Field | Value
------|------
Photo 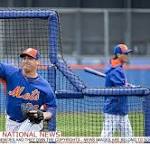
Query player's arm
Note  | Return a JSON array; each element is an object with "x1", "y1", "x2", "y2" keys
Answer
[
  {"x1": 43, "y1": 87, "x2": 57, "y2": 120},
  {"x1": 0, "y1": 63, "x2": 7, "y2": 79},
  {"x1": 43, "y1": 104, "x2": 56, "y2": 121},
  {"x1": 109, "y1": 68, "x2": 140, "y2": 88},
  {"x1": 109, "y1": 68, "x2": 126, "y2": 86},
  {"x1": 37, "y1": 82, "x2": 57, "y2": 131},
  {"x1": 40, "y1": 104, "x2": 52, "y2": 120},
  {"x1": 0, "y1": 63, "x2": 18, "y2": 79},
  {"x1": 42, "y1": 109, "x2": 53, "y2": 120}
]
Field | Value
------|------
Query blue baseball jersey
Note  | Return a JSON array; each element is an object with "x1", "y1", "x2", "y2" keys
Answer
[
  {"x1": 103, "y1": 63, "x2": 128, "y2": 115},
  {"x1": 0, "y1": 63, "x2": 56, "y2": 123}
]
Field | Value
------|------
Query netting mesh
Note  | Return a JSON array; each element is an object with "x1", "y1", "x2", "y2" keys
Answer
[
  {"x1": 3, "y1": 18, "x2": 49, "y2": 64},
  {"x1": 57, "y1": 97, "x2": 104, "y2": 136},
  {"x1": 0, "y1": 10, "x2": 149, "y2": 139},
  {"x1": 0, "y1": 16, "x2": 51, "y2": 131},
  {"x1": 55, "y1": 65, "x2": 144, "y2": 136},
  {"x1": 57, "y1": 96, "x2": 145, "y2": 137}
]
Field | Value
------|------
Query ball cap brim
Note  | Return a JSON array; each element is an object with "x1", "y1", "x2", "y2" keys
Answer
[
  {"x1": 114, "y1": 44, "x2": 133, "y2": 55},
  {"x1": 123, "y1": 49, "x2": 133, "y2": 54},
  {"x1": 20, "y1": 48, "x2": 40, "y2": 59}
]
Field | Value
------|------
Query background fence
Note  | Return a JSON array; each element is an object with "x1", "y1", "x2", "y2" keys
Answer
[{"x1": 55, "y1": 8, "x2": 150, "y2": 65}]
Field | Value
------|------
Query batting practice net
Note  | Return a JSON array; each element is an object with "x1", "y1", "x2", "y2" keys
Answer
[{"x1": 0, "y1": 9, "x2": 150, "y2": 139}]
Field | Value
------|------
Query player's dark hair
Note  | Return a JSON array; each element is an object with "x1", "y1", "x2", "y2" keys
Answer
[{"x1": 112, "y1": 54, "x2": 118, "y2": 60}]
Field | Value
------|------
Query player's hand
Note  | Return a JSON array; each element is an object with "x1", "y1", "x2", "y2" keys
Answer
[
  {"x1": 126, "y1": 83, "x2": 141, "y2": 88},
  {"x1": 43, "y1": 112, "x2": 52, "y2": 120}
]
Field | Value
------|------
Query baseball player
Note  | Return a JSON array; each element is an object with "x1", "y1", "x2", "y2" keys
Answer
[
  {"x1": 0, "y1": 48, "x2": 56, "y2": 132},
  {"x1": 101, "y1": 44, "x2": 133, "y2": 138}
]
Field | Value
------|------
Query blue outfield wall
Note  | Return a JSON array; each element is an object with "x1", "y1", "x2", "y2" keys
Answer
[{"x1": 74, "y1": 69, "x2": 150, "y2": 88}]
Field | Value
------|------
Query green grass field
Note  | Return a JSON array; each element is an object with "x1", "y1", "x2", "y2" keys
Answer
[
  {"x1": 0, "y1": 114, "x2": 5, "y2": 131},
  {"x1": 57, "y1": 112, "x2": 144, "y2": 136},
  {"x1": 0, "y1": 112, "x2": 144, "y2": 137}
]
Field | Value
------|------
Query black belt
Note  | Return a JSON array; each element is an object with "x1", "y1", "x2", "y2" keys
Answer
[{"x1": 9, "y1": 117, "x2": 24, "y2": 123}]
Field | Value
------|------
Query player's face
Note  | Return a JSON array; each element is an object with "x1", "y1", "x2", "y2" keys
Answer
[{"x1": 21, "y1": 55, "x2": 39, "y2": 73}]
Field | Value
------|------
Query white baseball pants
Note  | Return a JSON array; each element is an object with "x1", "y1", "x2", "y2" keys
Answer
[
  {"x1": 6, "y1": 115, "x2": 43, "y2": 132},
  {"x1": 101, "y1": 113, "x2": 133, "y2": 137}
]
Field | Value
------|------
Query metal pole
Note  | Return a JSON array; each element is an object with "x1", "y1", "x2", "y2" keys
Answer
[
  {"x1": 104, "y1": 10, "x2": 109, "y2": 64},
  {"x1": 26, "y1": 0, "x2": 33, "y2": 7},
  {"x1": 7, "y1": 0, "x2": 14, "y2": 7},
  {"x1": 126, "y1": 0, "x2": 132, "y2": 47},
  {"x1": 75, "y1": 9, "x2": 82, "y2": 64}
]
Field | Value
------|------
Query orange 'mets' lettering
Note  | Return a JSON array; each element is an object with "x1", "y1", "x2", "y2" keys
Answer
[{"x1": 8, "y1": 86, "x2": 40, "y2": 101}]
